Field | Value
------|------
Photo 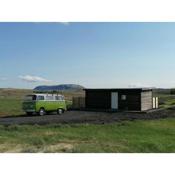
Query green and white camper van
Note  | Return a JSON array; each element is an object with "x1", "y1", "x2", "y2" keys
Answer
[{"x1": 22, "y1": 94, "x2": 67, "y2": 116}]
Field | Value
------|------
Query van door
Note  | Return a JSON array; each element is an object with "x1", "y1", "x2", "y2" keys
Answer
[{"x1": 111, "y1": 92, "x2": 118, "y2": 110}]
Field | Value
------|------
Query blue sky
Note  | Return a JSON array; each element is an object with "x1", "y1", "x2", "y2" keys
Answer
[{"x1": 0, "y1": 22, "x2": 175, "y2": 89}]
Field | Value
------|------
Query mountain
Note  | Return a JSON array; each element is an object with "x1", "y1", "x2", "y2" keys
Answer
[{"x1": 33, "y1": 84, "x2": 85, "y2": 92}]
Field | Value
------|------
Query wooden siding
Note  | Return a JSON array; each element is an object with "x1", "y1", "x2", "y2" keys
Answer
[
  {"x1": 141, "y1": 91, "x2": 153, "y2": 111},
  {"x1": 72, "y1": 97, "x2": 85, "y2": 109},
  {"x1": 118, "y1": 92, "x2": 141, "y2": 111},
  {"x1": 85, "y1": 90, "x2": 111, "y2": 109}
]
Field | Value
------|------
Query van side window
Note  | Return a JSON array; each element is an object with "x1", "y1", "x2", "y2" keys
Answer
[
  {"x1": 46, "y1": 96, "x2": 54, "y2": 100},
  {"x1": 55, "y1": 96, "x2": 59, "y2": 100},
  {"x1": 37, "y1": 96, "x2": 44, "y2": 101},
  {"x1": 55, "y1": 96, "x2": 63, "y2": 101}
]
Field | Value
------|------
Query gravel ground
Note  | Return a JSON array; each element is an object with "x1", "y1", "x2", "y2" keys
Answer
[{"x1": 0, "y1": 109, "x2": 175, "y2": 125}]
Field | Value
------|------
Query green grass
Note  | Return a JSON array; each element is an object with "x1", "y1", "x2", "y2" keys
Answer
[
  {"x1": 0, "y1": 89, "x2": 31, "y2": 117},
  {"x1": 158, "y1": 94, "x2": 175, "y2": 109},
  {"x1": 0, "y1": 98, "x2": 25, "y2": 116},
  {"x1": 0, "y1": 118, "x2": 175, "y2": 153}
]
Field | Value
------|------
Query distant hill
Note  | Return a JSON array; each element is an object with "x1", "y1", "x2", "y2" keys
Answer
[
  {"x1": 153, "y1": 88, "x2": 171, "y2": 95},
  {"x1": 34, "y1": 84, "x2": 85, "y2": 92}
]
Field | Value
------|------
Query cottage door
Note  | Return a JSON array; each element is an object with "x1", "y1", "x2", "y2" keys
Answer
[{"x1": 111, "y1": 92, "x2": 118, "y2": 110}]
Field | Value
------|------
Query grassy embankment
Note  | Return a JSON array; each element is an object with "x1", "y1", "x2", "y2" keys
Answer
[{"x1": 0, "y1": 118, "x2": 175, "y2": 153}]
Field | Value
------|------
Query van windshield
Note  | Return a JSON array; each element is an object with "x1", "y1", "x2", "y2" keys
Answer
[{"x1": 24, "y1": 95, "x2": 36, "y2": 101}]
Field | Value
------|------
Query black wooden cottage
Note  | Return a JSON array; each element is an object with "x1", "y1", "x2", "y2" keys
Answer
[{"x1": 84, "y1": 88, "x2": 154, "y2": 111}]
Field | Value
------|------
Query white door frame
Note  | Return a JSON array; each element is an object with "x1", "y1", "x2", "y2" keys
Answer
[{"x1": 111, "y1": 92, "x2": 118, "y2": 110}]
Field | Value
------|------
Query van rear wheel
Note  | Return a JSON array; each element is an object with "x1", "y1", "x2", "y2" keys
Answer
[
  {"x1": 39, "y1": 108, "x2": 45, "y2": 116},
  {"x1": 57, "y1": 108, "x2": 63, "y2": 115}
]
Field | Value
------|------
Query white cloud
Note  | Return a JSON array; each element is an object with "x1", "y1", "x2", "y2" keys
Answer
[{"x1": 19, "y1": 75, "x2": 52, "y2": 83}]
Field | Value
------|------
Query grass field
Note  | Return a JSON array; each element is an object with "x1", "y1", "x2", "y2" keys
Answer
[
  {"x1": 0, "y1": 89, "x2": 32, "y2": 117},
  {"x1": 0, "y1": 118, "x2": 175, "y2": 153},
  {"x1": 0, "y1": 88, "x2": 175, "y2": 153},
  {"x1": 158, "y1": 94, "x2": 175, "y2": 109}
]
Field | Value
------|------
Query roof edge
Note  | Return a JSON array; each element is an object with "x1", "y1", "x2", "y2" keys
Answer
[{"x1": 84, "y1": 88, "x2": 153, "y2": 91}]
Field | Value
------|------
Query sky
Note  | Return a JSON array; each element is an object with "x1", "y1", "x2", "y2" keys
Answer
[{"x1": 0, "y1": 22, "x2": 175, "y2": 89}]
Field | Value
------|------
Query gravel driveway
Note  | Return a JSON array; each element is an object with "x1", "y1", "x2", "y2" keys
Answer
[{"x1": 0, "y1": 109, "x2": 175, "y2": 125}]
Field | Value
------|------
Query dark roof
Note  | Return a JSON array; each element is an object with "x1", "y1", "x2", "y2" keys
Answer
[{"x1": 84, "y1": 88, "x2": 153, "y2": 92}]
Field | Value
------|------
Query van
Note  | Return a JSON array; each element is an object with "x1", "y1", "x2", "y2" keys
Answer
[{"x1": 22, "y1": 94, "x2": 67, "y2": 116}]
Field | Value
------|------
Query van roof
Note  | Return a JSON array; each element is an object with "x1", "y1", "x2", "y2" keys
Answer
[
  {"x1": 30, "y1": 94, "x2": 63, "y2": 96},
  {"x1": 84, "y1": 88, "x2": 153, "y2": 92}
]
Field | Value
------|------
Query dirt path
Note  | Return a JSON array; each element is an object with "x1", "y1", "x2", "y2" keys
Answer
[{"x1": 0, "y1": 109, "x2": 175, "y2": 125}]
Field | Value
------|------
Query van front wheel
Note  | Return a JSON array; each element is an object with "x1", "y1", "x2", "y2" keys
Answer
[
  {"x1": 39, "y1": 108, "x2": 45, "y2": 116},
  {"x1": 57, "y1": 108, "x2": 63, "y2": 115}
]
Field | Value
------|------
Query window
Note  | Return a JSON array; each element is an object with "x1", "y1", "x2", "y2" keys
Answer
[
  {"x1": 37, "y1": 96, "x2": 44, "y2": 101},
  {"x1": 121, "y1": 95, "x2": 127, "y2": 100},
  {"x1": 55, "y1": 96, "x2": 64, "y2": 101},
  {"x1": 46, "y1": 96, "x2": 54, "y2": 100},
  {"x1": 55, "y1": 96, "x2": 59, "y2": 100},
  {"x1": 25, "y1": 95, "x2": 36, "y2": 101}
]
